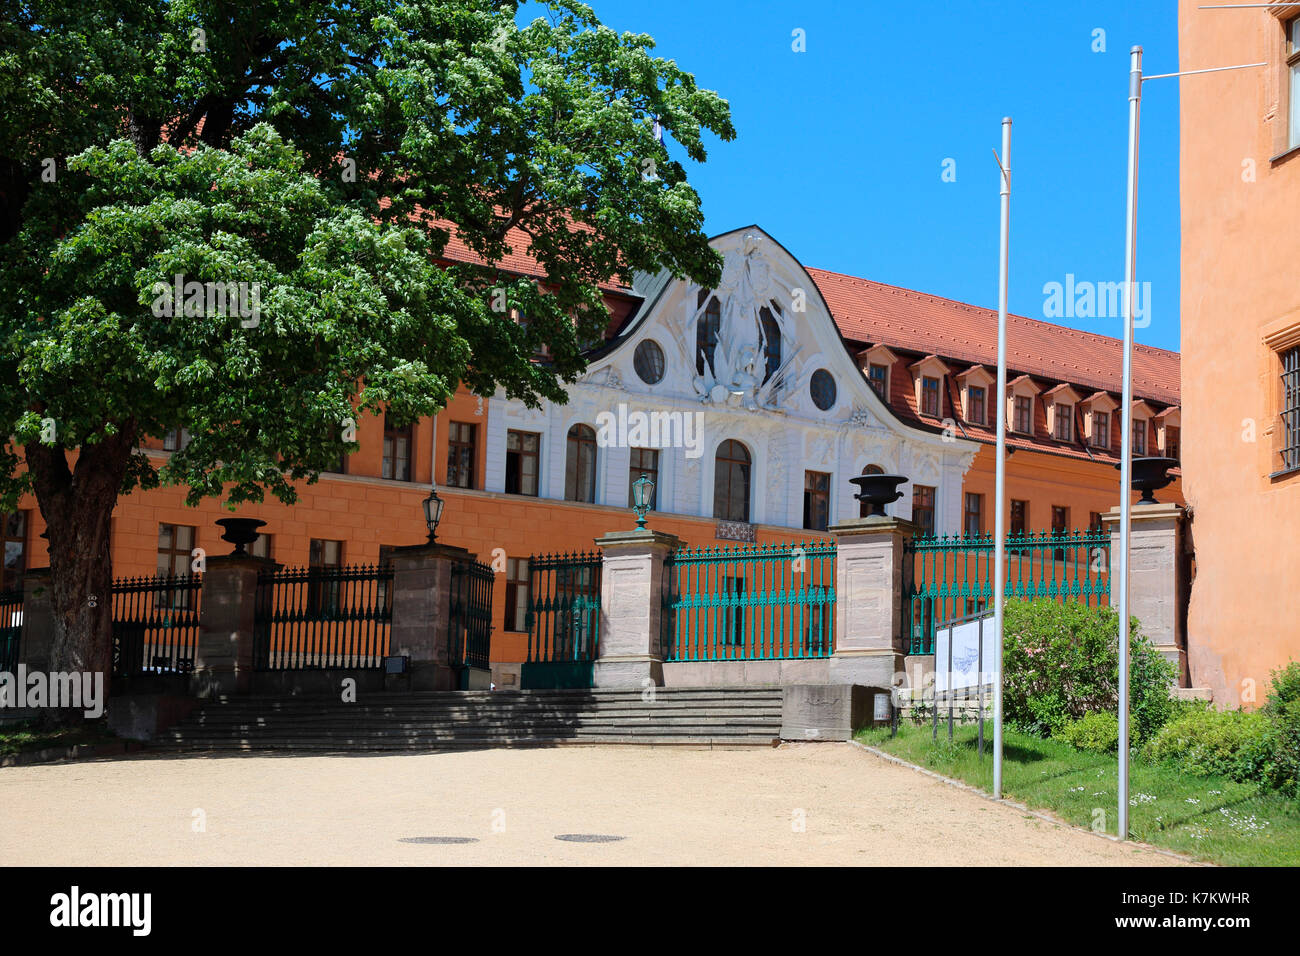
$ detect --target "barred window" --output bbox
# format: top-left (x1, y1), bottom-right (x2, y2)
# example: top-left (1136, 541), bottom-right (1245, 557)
top-left (1284, 347), bottom-right (1300, 471)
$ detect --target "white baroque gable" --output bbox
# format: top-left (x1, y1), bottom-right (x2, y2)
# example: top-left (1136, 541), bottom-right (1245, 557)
top-left (490, 225), bottom-right (979, 533)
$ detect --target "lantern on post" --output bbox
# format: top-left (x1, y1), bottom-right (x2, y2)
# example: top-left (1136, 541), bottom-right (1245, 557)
top-left (631, 473), bottom-right (655, 529)
top-left (422, 485), bottom-right (445, 543)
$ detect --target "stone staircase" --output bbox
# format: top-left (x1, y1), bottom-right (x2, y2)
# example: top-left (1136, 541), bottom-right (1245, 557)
top-left (158, 688), bottom-right (785, 751)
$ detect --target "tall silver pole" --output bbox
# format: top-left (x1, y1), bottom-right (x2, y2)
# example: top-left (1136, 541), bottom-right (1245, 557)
top-left (993, 117), bottom-right (1011, 800)
top-left (1118, 45), bottom-right (1142, 841)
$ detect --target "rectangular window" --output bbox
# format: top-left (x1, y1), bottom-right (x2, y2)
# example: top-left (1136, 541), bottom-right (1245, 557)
top-left (803, 470), bottom-right (831, 531)
top-left (377, 544), bottom-right (396, 611)
top-left (1014, 395), bottom-right (1033, 434)
top-left (2, 511), bottom-right (27, 592)
top-left (913, 485), bottom-right (936, 536)
top-left (1051, 506), bottom-right (1069, 561)
top-left (1089, 512), bottom-right (1103, 534)
top-left (505, 430), bottom-right (540, 496)
top-left (1283, 347), bottom-right (1300, 470)
top-left (868, 363), bottom-right (888, 399)
top-left (250, 534), bottom-right (272, 560)
top-left (504, 557), bottom-right (530, 632)
top-left (1010, 499), bottom-right (1027, 536)
top-left (1289, 17), bottom-right (1300, 150)
top-left (964, 492), bottom-right (983, 536)
top-left (968, 386), bottom-right (986, 426)
top-left (446, 421), bottom-right (477, 489)
top-left (628, 448), bottom-right (660, 509)
top-left (309, 538), bottom-right (343, 568)
top-left (308, 538), bottom-right (344, 616)
top-left (921, 376), bottom-right (941, 417)
top-left (1091, 411), bottom-right (1110, 449)
top-left (382, 414), bottom-right (414, 481)
top-left (156, 523), bottom-right (196, 609)
top-left (162, 428), bottom-right (191, 452)
top-left (1132, 419), bottom-right (1147, 456)
top-left (1054, 404), bottom-right (1072, 441)
top-left (157, 523), bottom-right (196, 577)
top-left (1165, 425), bottom-right (1180, 462)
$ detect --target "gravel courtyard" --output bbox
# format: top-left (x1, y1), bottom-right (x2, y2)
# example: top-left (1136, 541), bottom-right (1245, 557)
top-left (0, 744), bottom-right (1181, 866)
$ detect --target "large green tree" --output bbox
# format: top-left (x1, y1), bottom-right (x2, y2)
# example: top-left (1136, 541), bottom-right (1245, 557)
top-left (0, 0), bottom-right (733, 688)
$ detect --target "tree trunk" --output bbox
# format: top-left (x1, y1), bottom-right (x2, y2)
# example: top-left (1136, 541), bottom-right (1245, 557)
top-left (25, 429), bottom-right (137, 724)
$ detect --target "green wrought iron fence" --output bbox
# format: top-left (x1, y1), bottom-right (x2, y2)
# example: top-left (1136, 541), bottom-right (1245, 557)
top-left (525, 551), bottom-right (601, 664)
top-left (904, 530), bottom-right (1111, 655)
top-left (111, 574), bottom-right (203, 677)
top-left (448, 558), bottom-right (494, 678)
top-left (0, 588), bottom-right (22, 674)
top-left (663, 541), bottom-right (836, 661)
top-left (254, 564), bottom-right (392, 669)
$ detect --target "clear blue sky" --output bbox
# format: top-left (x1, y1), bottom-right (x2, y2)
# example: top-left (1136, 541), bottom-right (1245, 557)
top-left (558, 0), bottom-right (1184, 353)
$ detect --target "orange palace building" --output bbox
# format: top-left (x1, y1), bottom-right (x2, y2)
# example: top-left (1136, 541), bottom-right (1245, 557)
top-left (3, 225), bottom-right (1183, 685)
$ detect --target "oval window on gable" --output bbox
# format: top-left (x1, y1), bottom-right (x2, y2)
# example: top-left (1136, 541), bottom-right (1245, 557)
top-left (633, 339), bottom-right (665, 385)
top-left (810, 368), bottom-right (837, 411)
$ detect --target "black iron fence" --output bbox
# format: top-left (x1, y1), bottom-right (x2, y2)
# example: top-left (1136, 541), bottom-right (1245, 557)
top-left (111, 574), bottom-right (203, 677)
top-left (448, 558), bottom-right (494, 674)
top-left (253, 564), bottom-right (393, 669)
top-left (0, 588), bottom-right (22, 674)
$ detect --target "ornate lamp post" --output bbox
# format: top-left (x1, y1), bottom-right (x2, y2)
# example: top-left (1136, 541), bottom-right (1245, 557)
top-left (422, 485), bottom-right (445, 543)
top-left (631, 473), bottom-right (655, 529)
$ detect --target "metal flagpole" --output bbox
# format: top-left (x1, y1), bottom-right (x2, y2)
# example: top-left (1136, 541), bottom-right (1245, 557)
top-left (1115, 46), bottom-right (1264, 841)
top-left (993, 117), bottom-right (1011, 800)
top-left (1118, 46), bottom-right (1143, 841)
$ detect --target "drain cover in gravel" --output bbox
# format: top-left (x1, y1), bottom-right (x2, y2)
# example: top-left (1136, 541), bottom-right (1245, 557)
top-left (554, 833), bottom-right (626, 843)
top-left (399, 836), bottom-right (479, 845)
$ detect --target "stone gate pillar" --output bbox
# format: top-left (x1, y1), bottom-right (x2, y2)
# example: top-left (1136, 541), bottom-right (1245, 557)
top-left (192, 555), bottom-right (275, 697)
top-left (17, 568), bottom-right (54, 672)
top-left (1102, 502), bottom-right (1188, 685)
top-left (388, 542), bottom-right (468, 691)
top-left (592, 528), bottom-right (682, 688)
top-left (827, 516), bottom-right (913, 689)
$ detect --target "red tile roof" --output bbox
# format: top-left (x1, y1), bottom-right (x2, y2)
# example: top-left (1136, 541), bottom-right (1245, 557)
top-left (806, 267), bottom-right (1180, 406)
top-left (379, 198), bottom-right (632, 295)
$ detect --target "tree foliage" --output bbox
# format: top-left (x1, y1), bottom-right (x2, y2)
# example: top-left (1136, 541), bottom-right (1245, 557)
top-left (0, 0), bottom-right (733, 681)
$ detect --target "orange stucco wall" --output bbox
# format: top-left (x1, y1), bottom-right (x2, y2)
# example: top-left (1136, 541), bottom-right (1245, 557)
top-left (1179, 1), bottom-right (1300, 705)
top-left (11, 382), bottom-right (1165, 668)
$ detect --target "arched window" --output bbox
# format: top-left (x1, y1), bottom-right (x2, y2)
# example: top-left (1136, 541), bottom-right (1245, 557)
top-left (713, 440), bottom-right (751, 522)
top-left (761, 305), bottom-right (782, 384)
top-left (565, 424), bottom-right (598, 503)
top-left (695, 290), bottom-right (722, 375)
top-left (859, 464), bottom-right (885, 518)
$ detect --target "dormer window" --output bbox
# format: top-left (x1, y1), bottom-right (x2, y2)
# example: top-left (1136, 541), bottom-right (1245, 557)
top-left (1155, 406), bottom-right (1181, 462)
top-left (1081, 391), bottom-right (1119, 450)
top-left (868, 364), bottom-right (888, 398)
top-left (921, 377), bottom-right (941, 416)
top-left (968, 386), bottom-right (986, 426)
top-left (1054, 405), bottom-right (1072, 441)
top-left (911, 354), bottom-right (951, 419)
top-left (1044, 385), bottom-right (1082, 443)
top-left (1015, 396), bottom-right (1032, 433)
top-left (1091, 411), bottom-right (1111, 449)
top-left (1007, 375), bottom-right (1041, 436)
top-left (1131, 399), bottom-right (1155, 457)
top-left (956, 364), bottom-right (994, 427)
top-left (860, 344), bottom-right (899, 404)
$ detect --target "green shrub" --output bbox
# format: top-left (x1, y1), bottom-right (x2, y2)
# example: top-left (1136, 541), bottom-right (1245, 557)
top-left (1001, 599), bottom-right (1176, 741)
top-left (1059, 711), bottom-right (1119, 753)
top-left (1143, 707), bottom-right (1272, 779)
top-left (1261, 662), bottom-right (1300, 796)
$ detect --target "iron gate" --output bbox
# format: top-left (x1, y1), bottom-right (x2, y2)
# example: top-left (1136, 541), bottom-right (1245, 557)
top-left (522, 550), bottom-right (601, 689)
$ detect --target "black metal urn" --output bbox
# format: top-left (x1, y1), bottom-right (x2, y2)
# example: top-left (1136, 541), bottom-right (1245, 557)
top-left (215, 517), bottom-right (266, 556)
top-left (1118, 457), bottom-right (1178, 504)
top-left (849, 473), bottom-right (909, 517)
